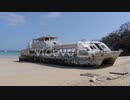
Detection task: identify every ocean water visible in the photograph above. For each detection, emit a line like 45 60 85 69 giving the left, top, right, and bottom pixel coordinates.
0 51 20 56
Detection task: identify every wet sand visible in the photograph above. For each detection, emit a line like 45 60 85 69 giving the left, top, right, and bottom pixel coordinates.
0 56 130 86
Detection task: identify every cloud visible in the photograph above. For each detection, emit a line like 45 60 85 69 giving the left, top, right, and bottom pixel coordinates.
0 12 25 26
48 12 62 18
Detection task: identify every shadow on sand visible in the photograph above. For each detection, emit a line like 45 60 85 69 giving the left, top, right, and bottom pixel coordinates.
13 61 113 70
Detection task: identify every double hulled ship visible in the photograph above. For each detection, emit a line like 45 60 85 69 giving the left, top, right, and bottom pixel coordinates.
19 35 122 67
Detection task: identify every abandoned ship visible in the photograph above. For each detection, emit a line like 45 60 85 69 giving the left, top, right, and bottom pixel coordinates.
19 35 122 67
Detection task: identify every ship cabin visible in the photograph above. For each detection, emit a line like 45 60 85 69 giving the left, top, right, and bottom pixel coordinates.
28 36 60 49
33 36 58 42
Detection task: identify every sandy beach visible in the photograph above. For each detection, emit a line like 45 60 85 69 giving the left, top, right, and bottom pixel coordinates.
0 56 130 86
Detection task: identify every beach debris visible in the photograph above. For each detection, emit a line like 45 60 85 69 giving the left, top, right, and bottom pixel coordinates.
109 72 128 75
106 76 120 80
89 76 106 82
80 73 100 77
96 76 106 82
89 76 97 82
81 72 123 82
96 78 105 82
81 73 104 82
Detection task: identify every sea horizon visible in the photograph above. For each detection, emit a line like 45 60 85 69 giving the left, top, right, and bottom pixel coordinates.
0 51 20 56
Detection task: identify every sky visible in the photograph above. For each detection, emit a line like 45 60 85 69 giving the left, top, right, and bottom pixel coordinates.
0 12 130 50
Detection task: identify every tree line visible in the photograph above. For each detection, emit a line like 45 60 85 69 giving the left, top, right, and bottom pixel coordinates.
101 22 130 56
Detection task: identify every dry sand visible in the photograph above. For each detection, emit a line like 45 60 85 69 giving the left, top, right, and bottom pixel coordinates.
0 56 130 86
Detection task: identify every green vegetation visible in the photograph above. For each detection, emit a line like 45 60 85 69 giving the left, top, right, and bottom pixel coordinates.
101 22 130 56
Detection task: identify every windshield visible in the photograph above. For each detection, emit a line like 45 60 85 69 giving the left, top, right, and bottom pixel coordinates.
94 43 103 50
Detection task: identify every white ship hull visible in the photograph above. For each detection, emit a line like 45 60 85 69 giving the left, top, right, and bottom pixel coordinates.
19 50 121 67
19 36 122 67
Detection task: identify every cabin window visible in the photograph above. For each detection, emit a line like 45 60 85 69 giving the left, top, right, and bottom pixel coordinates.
45 38 49 41
90 46 94 49
95 43 103 50
92 46 97 49
101 45 106 48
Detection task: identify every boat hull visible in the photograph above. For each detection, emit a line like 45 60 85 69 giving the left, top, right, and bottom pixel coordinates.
19 51 122 67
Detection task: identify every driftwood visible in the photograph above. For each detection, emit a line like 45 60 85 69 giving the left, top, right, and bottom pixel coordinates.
89 76 97 82
109 72 128 75
80 73 100 77
106 76 120 80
